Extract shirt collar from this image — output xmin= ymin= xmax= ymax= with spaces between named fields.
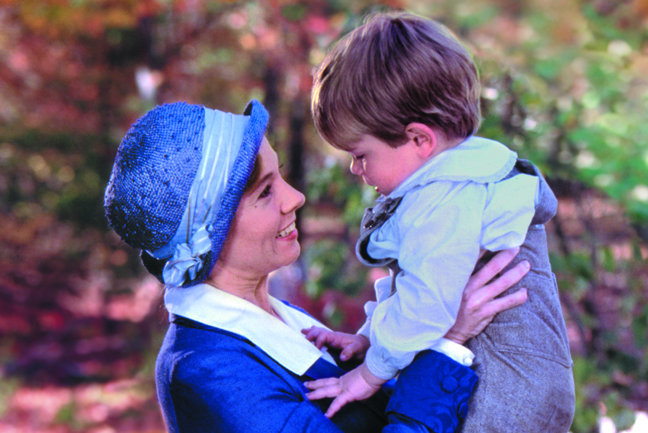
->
xmin=164 ymin=283 xmax=335 ymax=375
xmin=387 ymin=136 xmax=517 ymax=199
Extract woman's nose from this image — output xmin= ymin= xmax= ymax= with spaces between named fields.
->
xmin=281 ymin=180 xmax=305 ymax=213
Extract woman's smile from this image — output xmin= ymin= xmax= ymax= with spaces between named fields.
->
xmin=216 ymin=138 xmax=306 ymax=276
xmin=276 ymin=221 xmax=297 ymax=239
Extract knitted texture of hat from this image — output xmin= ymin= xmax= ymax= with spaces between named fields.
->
xmin=104 ymin=102 xmax=204 ymax=251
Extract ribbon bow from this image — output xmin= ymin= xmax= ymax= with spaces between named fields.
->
xmin=162 ymin=226 xmax=212 ymax=288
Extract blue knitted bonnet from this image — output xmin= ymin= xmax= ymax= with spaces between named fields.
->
xmin=104 ymin=99 xmax=269 ymax=287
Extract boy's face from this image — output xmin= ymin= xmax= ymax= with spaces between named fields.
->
xmin=346 ymin=135 xmax=425 ymax=196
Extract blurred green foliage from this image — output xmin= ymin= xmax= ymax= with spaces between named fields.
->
xmin=303 ymin=239 xmax=365 ymax=297
xmin=0 ymin=131 xmax=110 ymax=229
xmin=304 ymin=159 xmax=376 ymax=298
xmin=307 ymin=158 xmax=377 ymax=229
xmin=0 ymin=0 xmax=646 ymax=431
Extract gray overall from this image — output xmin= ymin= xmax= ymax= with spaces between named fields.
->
xmin=356 ymin=160 xmax=575 ymax=433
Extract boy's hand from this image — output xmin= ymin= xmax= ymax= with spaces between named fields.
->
xmin=304 ymin=362 xmax=386 ymax=417
xmin=302 ymin=326 xmax=370 ymax=361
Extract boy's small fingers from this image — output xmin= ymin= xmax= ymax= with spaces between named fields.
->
xmin=315 ymin=333 xmax=328 ymax=348
xmin=325 ymin=396 xmax=349 ymax=418
xmin=301 ymin=327 xmax=317 ymax=340
xmin=304 ymin=377 xmax=339 ymax=389
xmin=306 ymin=384 xmax=342 ymax=401
xmin=340 ymin=346 xmax=354 ymax=361
xmin=306 ymin=389 xmax=330 ymax=400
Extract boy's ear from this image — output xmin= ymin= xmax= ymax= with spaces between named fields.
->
xmin=405 ymin=123 xmax=437 ymax=158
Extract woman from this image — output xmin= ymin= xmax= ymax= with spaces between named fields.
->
xmin=104 ymin=100 xmax=529 ymax=433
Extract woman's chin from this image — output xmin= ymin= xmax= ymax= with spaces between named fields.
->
xmin=278 ymin=242 xmax=301 ymax=268
xmin=268 ymin=227 xmax=302 ymax=267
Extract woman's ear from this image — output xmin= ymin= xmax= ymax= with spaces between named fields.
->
xmin=405 ymin=123 xmax=437 ymax=158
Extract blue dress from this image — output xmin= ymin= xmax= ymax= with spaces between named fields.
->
xmin=156 ymin=314 xmax=477 ymax=433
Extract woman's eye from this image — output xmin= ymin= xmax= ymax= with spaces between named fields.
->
xmin=259 ymin=184 xmax=272 ymax=198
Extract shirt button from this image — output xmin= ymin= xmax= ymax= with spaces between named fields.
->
xmin=442 ymin=376 xmax=458 ymax=392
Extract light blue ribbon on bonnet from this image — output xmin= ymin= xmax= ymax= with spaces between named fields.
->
xmin=147 ymin=107 xmax=250 ymax=288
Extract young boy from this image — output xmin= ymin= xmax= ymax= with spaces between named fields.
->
xmin=305 ymin=12 xmax=575 ymax=432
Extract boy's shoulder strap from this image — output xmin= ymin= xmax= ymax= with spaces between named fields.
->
xmin=356 ymin=196 xmax=403 ymax=268
xmin=356 ymin=196 xmax=404 ymax=295
xmin=503 ymin=159 xmax=557 ymax=225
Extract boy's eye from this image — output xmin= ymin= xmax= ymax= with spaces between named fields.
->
xmin=259 ymin=184 xmax=272 ymax=199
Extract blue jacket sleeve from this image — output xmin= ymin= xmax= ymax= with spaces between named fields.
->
xmin=385 ymin=350 xmax=478 ymax=433
xmin=163 ymin=336 xmax=343 ymax=433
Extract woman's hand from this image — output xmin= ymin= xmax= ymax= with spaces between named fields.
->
xmin=304 ymin=362 xmax=385 ymax=418
xmin=302 ymin=326 xmax=370 ymax=361
xmin=444 ymin=247 xmax=530 ymax=345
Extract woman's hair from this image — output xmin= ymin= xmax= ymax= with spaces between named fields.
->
xmin=311 ymin=11 xmax=481 ymax=149
xmin=244 ymin=154 xmax=262 ymax=192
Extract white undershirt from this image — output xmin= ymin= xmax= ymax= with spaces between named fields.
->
xmin=164 ymin=282 xmax=475 ymax=378
xmin=164 ymin=283 xmax=336 ymax=376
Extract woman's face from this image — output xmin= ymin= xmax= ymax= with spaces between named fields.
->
xmin=217 ymin=138 xmax=305 ymax=277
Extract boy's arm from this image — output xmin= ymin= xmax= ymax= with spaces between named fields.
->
xmin=385 ymin=350 xmax=478 ymax=433
xmin=366 ymin=179 xmax=536 ymax=379
xmin=305 ymin=348 xmax=480 ymax=431
xmin=364 ymin=182 xmax=487 ymax=380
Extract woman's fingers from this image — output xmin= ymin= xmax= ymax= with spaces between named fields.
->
xmin=469 ymin=260 xmax=530 ymax=317
xmin=481 ymin=288 xmax=528 ymax=318
xmin=483 ymin=260 xmax=530 ymax=299
xmin=446 ymin=251 xmax=530 ymax=344
xmin=467 ymin=261 xmax=530 ymax=331
xmin=468 ymin=247 xmax=520 ymax=291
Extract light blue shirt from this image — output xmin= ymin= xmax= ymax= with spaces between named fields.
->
xmin=359 ymin=136 xmax=540 ymax=380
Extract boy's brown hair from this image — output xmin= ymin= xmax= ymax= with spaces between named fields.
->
xmin=311 ymin=11 xmax=481 ymax=149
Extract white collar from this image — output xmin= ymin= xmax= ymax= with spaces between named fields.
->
xmin=164 ymin=283 xmax=335 ymax=375
xmin=387 ymin=136 xmax=517 ymax=199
